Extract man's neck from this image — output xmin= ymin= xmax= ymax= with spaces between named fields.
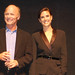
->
xmin=6 ymin=24 xmax=17 ymax=31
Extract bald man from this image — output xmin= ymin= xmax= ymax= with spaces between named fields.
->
xmin=0 ymin=4 xmax=33 ymax=75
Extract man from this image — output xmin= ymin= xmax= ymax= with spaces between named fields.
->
xmin=0 ymin=4 xmax=33 ymax=75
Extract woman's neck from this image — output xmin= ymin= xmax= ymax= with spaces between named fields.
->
xmin=43 ymin=25 xmax=53 ymax=33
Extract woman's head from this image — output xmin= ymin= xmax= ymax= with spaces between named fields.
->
xmin=38 ymin=7 xmax=52 ymax=19
xmin=38 ymin=7 xmax=53 ymax=27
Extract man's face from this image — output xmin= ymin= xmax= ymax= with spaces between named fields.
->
xmin=4 ymin=5 xmax=20 ymax=26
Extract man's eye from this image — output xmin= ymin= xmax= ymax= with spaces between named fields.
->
xmin=10 ymin=13 xmax=14 ymax=15
xmin=5 ymin=13 xmax=9 ymax=15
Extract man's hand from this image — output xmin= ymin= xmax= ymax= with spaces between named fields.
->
xmin=5 ymin=59 xmax=19 ymax=69
xmin=0 ymin=51 xmax=10 ymax=61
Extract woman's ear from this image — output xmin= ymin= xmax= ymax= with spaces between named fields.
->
xmin=51 ymin=15 xmax=53 ymax=21
xmin=38 ymin=18 xmax=41 ymax=23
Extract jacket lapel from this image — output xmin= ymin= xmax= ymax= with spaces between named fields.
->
xmin=40 ymin=30 xmax=50 ymax=49
xmin=14 ymin=28 xmax=20 ymax=58
xmin=1 ymin=28 xmax=6 ymax=51
xmin=50 ymin=29 xmax=56 ymax=45
xmin=40 ymin=29 xmax=56 ymax=50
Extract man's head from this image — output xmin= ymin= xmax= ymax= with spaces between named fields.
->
xmin=4 ymin=4 xmax=20 ymax=27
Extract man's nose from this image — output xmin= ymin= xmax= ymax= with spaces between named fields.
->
xmin=7 ymin=14 xmax=11 ymax=17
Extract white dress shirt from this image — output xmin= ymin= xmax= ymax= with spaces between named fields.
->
xmin=6 ymin=27 xmax=17 ymax=60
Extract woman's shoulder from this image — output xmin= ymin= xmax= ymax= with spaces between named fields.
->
xmin=56 ymin=29 xmax=65 ymax=34
xmin=56 ymin=29 xmax=66 ymax=37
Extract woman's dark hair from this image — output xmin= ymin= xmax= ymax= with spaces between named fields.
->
xmin=38 ymin=7 xmax=52 ymax=19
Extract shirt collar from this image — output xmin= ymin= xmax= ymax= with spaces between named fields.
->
xmin=6 ymin=26 xmax=17 ymax=33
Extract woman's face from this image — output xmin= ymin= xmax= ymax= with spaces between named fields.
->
xmin=39 ymin=10 xmax=52 ymax=27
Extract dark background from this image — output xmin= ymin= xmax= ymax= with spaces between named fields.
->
xmin=0 ymin=0 xmax=75 ymax=75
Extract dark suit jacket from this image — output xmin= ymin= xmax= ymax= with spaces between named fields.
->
xmin=0 ymin=28 xmax=33 ymax=75
xmin=29 ymin=29 xmax=67 ymax=75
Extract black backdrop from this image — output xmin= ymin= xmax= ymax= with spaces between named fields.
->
xmin=0 ymin=0 xmax=75 ymax=75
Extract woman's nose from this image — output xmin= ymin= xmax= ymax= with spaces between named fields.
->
xmin=44 ymin=16 xmax=47 ymax=20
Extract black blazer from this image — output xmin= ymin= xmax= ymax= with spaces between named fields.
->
xmin=29 ymin=29 xmax=67 ymax=75
xmin=0 ymin=28 xmax=33 ymax=75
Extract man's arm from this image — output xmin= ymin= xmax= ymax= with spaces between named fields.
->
xmin=5 ymin=32 xmax=33 ymax=69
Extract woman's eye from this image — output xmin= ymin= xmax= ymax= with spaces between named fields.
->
xmin=46 ymin=15 xmax=49 ymax=17
xmin=40 ymin=16 xmax=44 ymax=19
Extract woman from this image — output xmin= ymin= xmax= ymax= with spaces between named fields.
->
xmin=29 ymin=7 xmax=67 ymax=75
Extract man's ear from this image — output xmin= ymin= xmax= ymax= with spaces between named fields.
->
xmin=17 ymin=15 xmax=20 ymax=20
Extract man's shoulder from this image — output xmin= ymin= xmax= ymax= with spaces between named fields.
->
xmin=32 ymin=31 xmax=39 ymax=37
xmin=17 ymin=28 xmax=31 ymax=36
xmin=0 ymin=28 xmax=5 ymax=33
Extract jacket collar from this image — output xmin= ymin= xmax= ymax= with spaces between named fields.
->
xmin=40 ymin=28 xmax=56 ymax=50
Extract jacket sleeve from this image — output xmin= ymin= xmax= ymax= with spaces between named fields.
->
xmin=61 ymin=32 xmax=67 ymax=75
xmin=16 ymin=33 xmax=33 ymax=68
